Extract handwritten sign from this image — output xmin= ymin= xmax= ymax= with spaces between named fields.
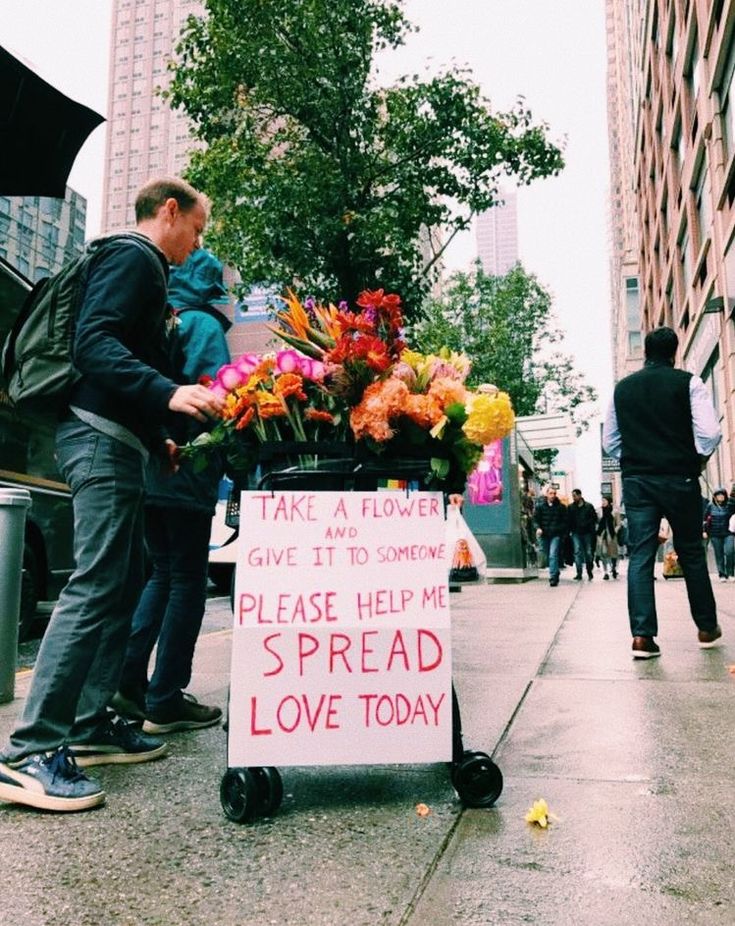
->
xmin=228 ymin=490 xmax=452 ymax=767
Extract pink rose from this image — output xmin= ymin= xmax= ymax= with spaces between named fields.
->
xmin=276 ymin=349 xmax=301 ymax=374
xmin=217 ymin=364 xmax=244 ymax=391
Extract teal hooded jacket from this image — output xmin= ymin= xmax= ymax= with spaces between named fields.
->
xmin=144 ymin=250 xmax=232 ymax=513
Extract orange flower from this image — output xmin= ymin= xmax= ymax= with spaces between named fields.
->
xmin=254 ymin=391 xmax=285 ymax=418
xmin=235 ymin=406 xmax=255 ymax=430
xmin=275 ymin=288 xmax=312 ymax=339
xmin=305 ymin=408 xmax=335 ymax=423
xmin=403 ymin=393 xmax=443 ymax=429
xmin=349 ymin=378 xmax=409 ymax=441
xmin=427 ymin=377 xmax=468 ymax=410
xmin=273 ymin=372 xmax=307 ymax=401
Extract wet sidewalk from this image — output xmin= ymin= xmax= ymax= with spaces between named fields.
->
xmin=1 ymin=565 xmax=734 ymax=925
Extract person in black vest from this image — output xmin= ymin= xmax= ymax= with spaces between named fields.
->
xmin=602 ymin=327 xmax=722 ymax=659
xmin=533 ymin=485 xmax=569 ymax=587
xmin=568 ymin=488 xmax=598 ymax=580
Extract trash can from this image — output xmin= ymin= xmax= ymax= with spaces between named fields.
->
xmin=0 ymin=488 xmax=31 ymax=704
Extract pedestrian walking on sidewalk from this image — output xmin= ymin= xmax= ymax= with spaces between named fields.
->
xmin=702 ymin=488 xmax=734 ymax=582
xmin=112 ymin=249 xmax=231 ymax=734
xmin=596 ymin=495 xmax=620 ymax=580
xmin=0 ymin=178 xmax=225 ymax=813
xmin=568 ymin=488 xmax=598 ymax=580
xmin=533 ymin=485 xmax=569 ymax=587
xmin=602 ymin=326 xmax=723 ymax=660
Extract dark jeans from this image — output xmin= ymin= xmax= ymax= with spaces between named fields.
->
xmin=623 ymin=474 xmax=717 ymax=639
xmin=709 ymin=535 xmax=734 ymax=578
xmin=119 ymin=506 xmax=213 ymax=712
xmin=540 ymin=534 xmax=562 ymax=582
xmin=4 ymin=418 xmax=146 ymax=760
xmin=571 ymin=532 xmax=595 ymax=576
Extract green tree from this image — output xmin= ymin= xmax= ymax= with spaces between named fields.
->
xmin=408 ymin=264 xmax=598 ymax=434
xmin=167 ymin=0 xmax=564 ymax=315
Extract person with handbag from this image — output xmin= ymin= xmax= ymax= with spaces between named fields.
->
xmin=596 ymin=495 xmax=619 ymax=579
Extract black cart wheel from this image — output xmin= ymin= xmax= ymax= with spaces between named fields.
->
xmin=452 ymin=751 xmax=503 ymax=808
xmin=249 ymin=766 xmax=284 ymax=817
xmin=220 ymin=767 xmax=258 ymax=823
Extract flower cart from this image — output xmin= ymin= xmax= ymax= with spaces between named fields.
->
xmin=182 ymin=290 xmax=514 ymax=823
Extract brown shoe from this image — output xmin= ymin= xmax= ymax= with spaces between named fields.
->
xmin=697 ymin=625 xmax=723 ymax=649
xmin=632 ymin=636 xmax=661 ymax=659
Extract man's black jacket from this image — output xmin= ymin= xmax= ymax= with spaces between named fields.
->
xmin=533 ymin=498 xmax=569 ymax=537
xmin=568 ymin=500 xmax=598 ymax=534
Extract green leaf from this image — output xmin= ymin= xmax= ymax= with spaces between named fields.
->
xmin=430 ymin=457 xmax=450 ymax=479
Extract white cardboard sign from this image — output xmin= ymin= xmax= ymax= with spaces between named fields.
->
xmin=228 ymin=490 xmax=452 ymax=767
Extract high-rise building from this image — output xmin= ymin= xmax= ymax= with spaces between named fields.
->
xmin=612 ymin=1 xmax=735 ymax=485
xmin=101 ymin=0 xmax=204 ymax=234
xmin=101 ymin=0 xmax=273 ymax=359
xmin=0 ymin=189 xmax=87 ymax=280
xmin=605 ymin=0 xmax=646 ymax=381
xmin=475 ymin=192 xmax=518 ymax=276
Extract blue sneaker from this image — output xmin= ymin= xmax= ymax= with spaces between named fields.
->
xmin=69 ymin=716 xmax=168 ymax=767
xmin=0 ymin=746 xmax=105 ymax=812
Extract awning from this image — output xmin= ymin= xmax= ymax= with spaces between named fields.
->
xmin=516 ymin=413 xmax=575 ymax=450
xmin=0 ymin=45 xmax=104 ymax=197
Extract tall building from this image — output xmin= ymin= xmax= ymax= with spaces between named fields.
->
xmin=101 ymin=0 xmax=273 ymax=359
xmin=101 ymin=0 xmax=204 ymax=234
xmin=612 ymin=0 xmax=735 ymax=486
xmin=0 ymin=189 xmax=87 ymax=280
xmin=475 ymin=192 xmax=518 ymax=276
xmin=606 ymin=0 xmax=646 ymax=381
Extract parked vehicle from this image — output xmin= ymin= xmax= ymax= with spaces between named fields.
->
xmin=0 ymin=256 xmax=74 ymax=639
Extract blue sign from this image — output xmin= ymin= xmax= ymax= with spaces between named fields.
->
xmin=234 ymin=286 xmax=283 ymax=323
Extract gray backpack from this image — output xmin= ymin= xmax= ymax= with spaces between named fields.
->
xmin=1 ymin=232 xmax=161 ymax=417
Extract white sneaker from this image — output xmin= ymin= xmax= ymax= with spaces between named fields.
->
xmin=719 ymin=577 xmax=728 ymax=583
xmin=728 ymin=577 xmax=735 ymax=583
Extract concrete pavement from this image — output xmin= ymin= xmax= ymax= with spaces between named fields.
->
xmin=1 ymin=561 xmax=734 ymax=925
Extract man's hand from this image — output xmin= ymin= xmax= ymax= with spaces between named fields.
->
xmin=536 ymin=528 xmax=543 ymax=538
xmin=164 ymin=438 xmax=181 ymax=475
xmin=169 ymin=384 xmax=225 ymax=422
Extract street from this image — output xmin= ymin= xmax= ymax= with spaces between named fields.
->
xmin=2 ymin=568 xmax=734 ymax=925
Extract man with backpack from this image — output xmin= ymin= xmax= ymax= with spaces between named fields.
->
xmin=0 ymin=177 xmax=225 ymax=813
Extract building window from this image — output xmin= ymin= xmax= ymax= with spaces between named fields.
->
xmin=718 ymin=38 xmax=735 ymax=160
xmin=679 ymin=222 xmax=691 ymax=294
xmin=692 ymin=155 xmax=710 ymax=252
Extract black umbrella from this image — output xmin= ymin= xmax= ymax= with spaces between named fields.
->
xmin=0 ymin=45 xmax=105 ymax=198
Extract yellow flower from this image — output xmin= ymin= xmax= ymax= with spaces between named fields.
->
xmin=525 ymin=798 xmax=551 ymax=828
xmin=462 ymin=390 xmax=515 ymax=445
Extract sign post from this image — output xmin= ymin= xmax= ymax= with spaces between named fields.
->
xmin=228 ymin=490 xmax=452 ymax=767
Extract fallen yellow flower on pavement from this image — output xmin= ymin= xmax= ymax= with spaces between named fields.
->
xmin=415 ymin=803 xmax=431 ymax=817
xmin=525 ymin=798 xmax=551 ymax=828
xmin=727 ymin=665 xmax=735 ymax=675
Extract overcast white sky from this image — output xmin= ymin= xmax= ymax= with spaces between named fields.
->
xmin=2 ymin=0 xmax=611 ymax=496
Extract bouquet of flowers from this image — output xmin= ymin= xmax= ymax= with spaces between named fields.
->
xmin=182 ymin=288 xmax=515 ymax=493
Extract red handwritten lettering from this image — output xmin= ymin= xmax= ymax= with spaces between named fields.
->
xmin=253 ymin=493 xmax=317 ymax=521
xmin=262 ymin=633 xmax=284 ymax=676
